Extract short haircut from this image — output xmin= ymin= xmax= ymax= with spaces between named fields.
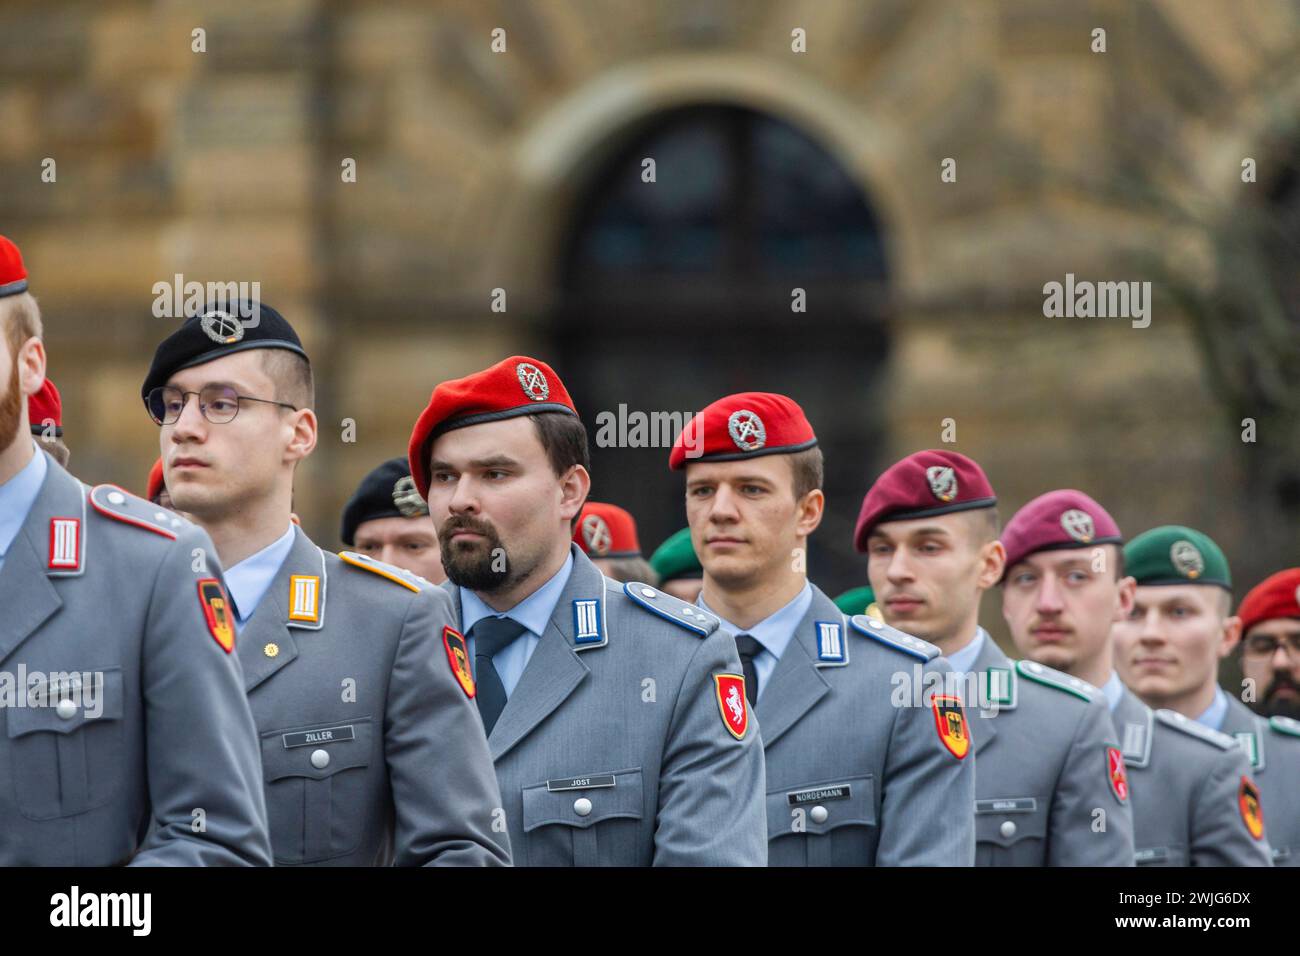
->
xmin=787 ymin=446 xmax=824 ymax=501
xmin=969 ymin=506 xmax=1000 ymax=544
xmin=529 ymin=412 xmax=590 ymax=531
xmin=1112 ymin=546 xmax=1125 ymax=581
xmin=603 ymin=557 xmax=659 ymax=586
xmin=1 ymin=293 xmax=43 ymax=354
xmin=260 ymin=348 xmax=314 ymax=409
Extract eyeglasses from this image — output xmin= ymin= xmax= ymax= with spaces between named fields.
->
xmin=1242 ymin=633 xmax=1300 ymax=660
xmin=145 ymin=384 xmax=298 ymax=425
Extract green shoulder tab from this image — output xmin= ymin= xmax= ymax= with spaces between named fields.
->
xmin=1154 ymin=708 xmax=1236 ymax=750
xmin=1269 ymin=715 xmax=1300 ymax=739
xmin=338 ymin=551 xmax=429 ymax=593
xmin=1014 ymin=659 xmax=1099 ymax=703
xmin=623 ymin=582 xmax=718 ymax=637
xmin=847 ymin=615 xmax=939 ymax=662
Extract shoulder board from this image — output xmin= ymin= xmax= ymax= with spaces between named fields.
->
xmin=89 ymin=484 xmax=187 ymax=540
xmin=1154 ymin=708 xmax=1236 ymax=750
xmin=1269 ymin=715 xmax=1300 ymax=739
xmin=623 ymin=582 xmax=718 ymax=637
xmin=1014 ymin=659 xmax=1099 ymax=703
xmin=337 ymin=551 xmax=428 ymax=593
xmin=847 ymin=614 xmax=939 ymax=662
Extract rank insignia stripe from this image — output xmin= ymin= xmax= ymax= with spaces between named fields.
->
xmin=197 ymin=578 xmax=236 ymax=653
xmin=714 ymin=673 xmax=749 ymax=740
xmin=1107 ymin=746 xmax=1129 ymax=803
xmin=572 ymin=597 xmax=605 ymax=646
xmin=288 ymin=574 xmax=321 ymax=623
xmin=47 ymin=517 xmax=80 ymax=569
xmin=814 ymin=620 xmax=847 ymax=665
xmin=932 ymin=694 xmax=970 ymax=759
xmin=442 ymin=626 xmax=475 ymax=699
xmin=1238 ymin=776 xmax=1264 ymax=841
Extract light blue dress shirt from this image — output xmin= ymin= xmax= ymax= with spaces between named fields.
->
xmin=223 ymin=523 xmax=296 ymax=629
xmin=1194 ymin=685 xmax=1229 ymax=731
xmin=698 ymin=581 xmax=813 ymax=701
xmin=945 ymin=627 xmax=988 ymax=676
xmin=1102 ymin=671 xmax=1126 ymax=713
xmin=460 ymin=552 xmax=574 ymax=699
xmin=0 ymin=443 xmax=47 ymax=576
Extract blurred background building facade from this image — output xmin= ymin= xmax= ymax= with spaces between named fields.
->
xmin=2 ymin=0 xmax=1298 ymax=639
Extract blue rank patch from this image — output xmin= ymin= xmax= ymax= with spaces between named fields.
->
xmin=815 ymin=621 xmax=847 ymax=664
xmin=572 ymin=598 xmax=603 ymax=646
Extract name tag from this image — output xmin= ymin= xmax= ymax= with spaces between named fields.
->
xmin=1135 ymin=847 xmax=1169 ymax=864
xmin=546 ymin=774 xmax=616 ymax=792
xmin=282 ymin=725 xmax=355 ymax=749
xmin=787 ymin=784 xmax=852 ymax=806
xmin=975 ymin=798 xmax=1037 ymax=814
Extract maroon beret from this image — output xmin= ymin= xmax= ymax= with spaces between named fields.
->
xmin=1000 ymin=489 xmax=1123 ymax=578
xmin=669 ymin=391 xmax=816 ymax=470
xmin=407 ymin=355 xmax=578 ymax=499
xmin=853 ymin=450 xmax=996 ymax=552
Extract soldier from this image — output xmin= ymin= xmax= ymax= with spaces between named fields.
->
xmin=407 ymin=355 xmax=767 ymax=865
xmin=1234 ymin=568 xmax=1300 ymax=864
xmin=0 ymin=234 xmax=271 ymax=865
xmin=142 ymin=301 xmax=509 ymax=867
xmin=572 ymin=501 xmax=655 ymax=584
xmin=341 ymin=456 xmax=445 ymax=584
xmin=1002 ymin=494 xmax=1270 ymax=866
xmin=28 ymin=377 xmax=68 ymax=467
xmin=1111 ymin=526 xmax=1273 ymax=864
xmin=673 ymin=392 xmax=975 ymax=865
xmin=648 ymin=527 xmax=704 ymax=604
xmin=855 ymin=451 xmax=1135 ymax=865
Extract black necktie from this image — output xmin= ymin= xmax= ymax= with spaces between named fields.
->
xmin=734 ymin=634 xmax=762 ymax=706
xmin=471 ymin=617 xmax=528 ymax=736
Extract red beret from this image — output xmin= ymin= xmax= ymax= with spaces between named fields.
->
xmin=0 ymin=235 xmax=29 ymax=298
xmin=1000 ymin=489 xmax=1123 ymax=578
xmin=407 ymin=355 xmax=579 ymax=499
xmin=573 ymin=501 xmax=641 ymax=559
xmin=1238 ymin=568 xmax=1300 ymax=637
xmin=854 ymin=450 xmax=996 ymax=552
xmin=146 ymin=458 xmax=165 ymax=502
xmin=28 ymin=378 xmax=62 ymax=436
xmin=668 ymin=391 xmax=816 ymax=470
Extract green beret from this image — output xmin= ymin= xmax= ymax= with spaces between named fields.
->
xmin=1124 ymin=525 xmax=1231 ymax=590
xmin=649 ymin=527 xmax=702 ymax=582
xmin=833 ymin=585 xmax=877 ymax=617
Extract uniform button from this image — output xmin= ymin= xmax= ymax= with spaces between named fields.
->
xmin=810 ymin=805 xmax=829 ymax=824
xmin=56 ymin=698 xmax=77 ymax=720
xmin=154 ymin=511 xmax=169 ymax=522
xmin=1000 ymin=820 xmax=1017 ymax=839
xmin=573 ymin=797 xmax=592 ymax=817
xmin=107 ymin=491 xmax=126 ymax=505
xmin=311 ymin=749 xmax=330 ymax=769
xmin=640 ymin=587 xmax=656 ymax=598
xmin=264 ymin=642 xmax=280 ymax=658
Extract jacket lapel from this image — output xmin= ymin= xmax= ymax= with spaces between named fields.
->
xmin=753 ymin=585 xmax=833 ymax=747
xmin=0 ymin=455 xmax=83 ymax=665
xmin=967 ymin=634 xmax=1012 ymax=753
xmin=236 ymin=527 xmax=322 ymax=692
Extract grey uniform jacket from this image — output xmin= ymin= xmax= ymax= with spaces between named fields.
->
xmin=442 ymin=545 xmax=768 ymax=866
xmin=0 ymin=454 xmax=271 ymax=865
xmin=758 ymin=585 xmax=974 ymax=865
xmin=967 ymin=638 xmax=1135 ymax=865
xmin=1216 ymin=696 xmax=1296 ymax=865
xmin=1112 ymin=686 xmax=1271 ymax=866
xmin=234 ymin=526 xmax=510 ymax=866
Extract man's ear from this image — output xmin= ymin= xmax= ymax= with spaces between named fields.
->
xmin=1114 ymin=576 xmax=1136 ymax=624
xmin=1219 ymin=614 xmax=1243 ymax=660
xmin=977 ymin=539 xmax=1006 ymax=590
xmin=559 ymin=465 xmax=591 ymax=525
xmin=18 ymin=336 xmax=46 ymax=400
xmin=795 ymin=488 xmax=825 ymax=538
xmin=285 ymin=407 xmax=318 ymax=463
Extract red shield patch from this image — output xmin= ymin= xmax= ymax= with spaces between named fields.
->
xmin=714 ymin=674 xmax=748 ymax=740
xmin=1107 ymin=746 xmax=1129 ymax=803
xmin=442 ymin=626 xmax=475 ymax=699
xmin=197 ymin=578 xmax=235 ymax=653
xmin=932 ymin=695 xmax=970 ymax=759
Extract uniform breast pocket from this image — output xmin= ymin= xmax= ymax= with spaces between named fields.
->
xmin=1135 ymin=845 xmax=1187 ymax=866
xmin=6 ymin=666 xmax=125 ymax=820
xmin=975 ymin=797 xmax=1049 ymax=866
xmin=520 ymin=768 xmax=645 ymax=866
xmin=766 ymin=775 xmax=878 ymax=866
xmin=260 ymin=718 xmax=373 ymax=864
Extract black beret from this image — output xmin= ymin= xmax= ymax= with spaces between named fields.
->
xmin=340 ymin=457 xmax=430 ymax=546
xmin=141 ymin=300 xmax=309 ymax=401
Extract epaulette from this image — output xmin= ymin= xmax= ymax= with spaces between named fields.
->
xmin=1154 ymin=708 xmax=1236 ymax=749
xmin=337 ymin=551 xmax=429 ymax=593
xmin=1014 ymin=659 xmax=1099 ymax=703
xmin=623 ymin=582 xmax=718 ymax=637
xmin=847 ymin=614 xmax=939 ymax=662
xmin=89 ymin=484 xmax=188 ymax=540
xmin=1268 ymin=715 xmax=1300 ymax=739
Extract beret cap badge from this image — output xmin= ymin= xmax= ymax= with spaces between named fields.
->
xmin=726 ymin=409 xmax=766 ymax=452
xmin=1170 ymin=540 xmax=1205 ymax=579
xmin=199 ymin=310 xmax=245 ymax=345
xmin=1060 ymin=509 xmax=1095 ymax=543
xmin=925 ymin=465 xmax=957 ymax=503
xmin=515 ymin=362 xmax=550 ymax=401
